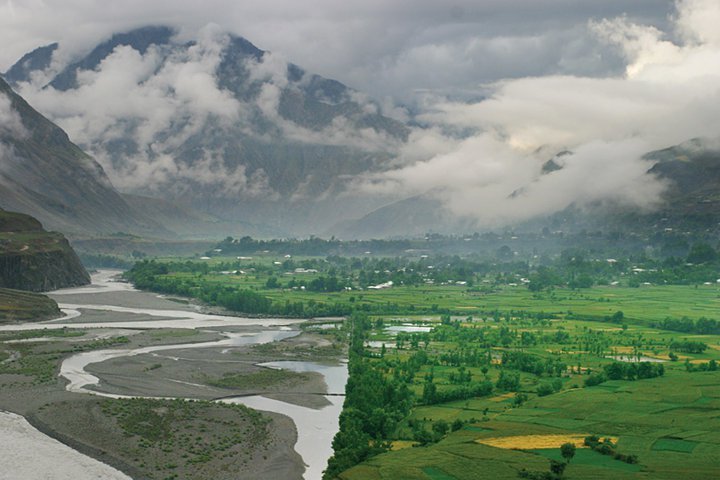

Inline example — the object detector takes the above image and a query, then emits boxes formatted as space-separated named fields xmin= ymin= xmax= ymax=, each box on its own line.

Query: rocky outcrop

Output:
xmin=0 ymin=245 xmax=89 ymax=292
xmin=0 ymin=210 xmax=90 ymax=292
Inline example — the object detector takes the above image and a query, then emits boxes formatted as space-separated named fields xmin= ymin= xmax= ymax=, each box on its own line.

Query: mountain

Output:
xmin=0 ymin=75 xmax=168 ymax=237
xmin=330 ymin=196 xmax=455 ymax=239
xmin=642 ymin=139 xmax=720 ymax=229
xmin=0 ymin=208 xmax=90 ymax=291
xmin=332 ymin=140 xmax=720 ymax=238
xmin=3 ymin=43 xmax=58 ymax=86
xmin=6 ymin=26 xmax=409 ymax=236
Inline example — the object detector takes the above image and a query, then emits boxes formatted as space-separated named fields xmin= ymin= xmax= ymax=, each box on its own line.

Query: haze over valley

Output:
xmin=1 ymin=1 xmax=720 ymax=480
xmin=1 ymin=0 xmax=719 ymax=239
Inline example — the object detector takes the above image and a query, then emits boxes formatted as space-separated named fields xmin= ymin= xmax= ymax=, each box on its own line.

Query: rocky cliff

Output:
xmin=0 ymin=209 xmax=90 ymax=292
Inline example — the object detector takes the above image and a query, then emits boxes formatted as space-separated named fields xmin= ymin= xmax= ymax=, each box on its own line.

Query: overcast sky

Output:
xmin=6 ymin=0 xmax=717 ymax=229
xmin=1 ymin=0 xmax=675 ymax=100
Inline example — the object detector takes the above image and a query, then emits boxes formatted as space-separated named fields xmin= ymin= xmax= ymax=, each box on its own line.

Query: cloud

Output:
xmin=244 ymin=52 xmax=404 ymax=151
xmin=353 ymin=0 xmax=720 ymax=226
xmin=0 ymin=93 xmax=27 ymax=138
xmin=1 ymin=0 xmax=674 ymax=100
xmin=11 ymin=25 xmax=403 ymax=197
xmin=97 ymin=148 xmax=276 ymax=198
xmin=12 ymin=26 xmax=281 ymax=197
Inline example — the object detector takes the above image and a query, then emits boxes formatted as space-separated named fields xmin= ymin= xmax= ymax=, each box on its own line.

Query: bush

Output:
xmin=584 ymin=373 xmax=607 ymax=387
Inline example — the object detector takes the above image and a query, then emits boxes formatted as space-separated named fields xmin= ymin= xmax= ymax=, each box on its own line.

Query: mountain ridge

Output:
xmin=5 ymin=26 xmax=408 ymax=236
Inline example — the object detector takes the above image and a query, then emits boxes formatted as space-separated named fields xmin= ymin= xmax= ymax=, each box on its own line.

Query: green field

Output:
xmin=157 ymin=265 xmax=720 ymax=324
xmin=124 ymin=254 xmax=720 ymax=480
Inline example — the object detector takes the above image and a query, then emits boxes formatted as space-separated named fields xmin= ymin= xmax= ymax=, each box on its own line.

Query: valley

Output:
xmin=118 ymin=246 xmax=720 ymax=479
xmin=2 ymin=2 xmax=720 ymax=479
xmin=0 ymin=271 xmax=347 ymax=480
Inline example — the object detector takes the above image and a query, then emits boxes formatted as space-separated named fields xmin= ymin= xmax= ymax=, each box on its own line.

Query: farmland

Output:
xmin=123 ymin=248 xmax=720 ymax=479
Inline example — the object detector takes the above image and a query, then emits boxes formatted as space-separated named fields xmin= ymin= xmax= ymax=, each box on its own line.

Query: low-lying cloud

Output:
xmin=0 ymin=0 xmax=674 ymax=101
xmin=0 ymin=93 xmax=27 ymax=138
xmin=12 ymin=26 xmax=401 ymax=198
xmin=353 ymin=0 xmax=720 ymax=227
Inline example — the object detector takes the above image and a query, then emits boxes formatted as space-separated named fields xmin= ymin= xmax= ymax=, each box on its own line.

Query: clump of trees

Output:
xmin=536 ymin=378 xmax=563 ymax=397
xmin=518 ymin=442 xmax=576 ymax=479
xmin=502 ymin=351 xmax=566 ymax=377
xmin=669 ymin=340 xmax=708 ymax=353
xmin=421 ymin=374 xmax=493 ymax=405
xmin=652 ymin=317 xmax=720 ymax=335
xmin=585 ymin=361 xmax=664 ymax=386
xmin=604 ymin=361 xmax=665 ymax=381
xmin=583 ymin=435 xmax=638 ymax=464
xmin=685 ymin=359 xmax=718 ymax=372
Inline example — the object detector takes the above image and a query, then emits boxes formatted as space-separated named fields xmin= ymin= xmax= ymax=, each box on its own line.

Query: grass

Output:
xmin=531 ymin=448 xmax=642 ymax=472
xmin=0 ymin=289 xmax=60 ymax=321
xmin=422 ymin=467 xmax=458 ymax=480
xmin=163 ymin=268 xmax=720 ymax=326
xmin=339 ymin=315 xmax=720 ymax=480
xmin=390 ymin=440 xmax=418 ymax=451
xmin=0 ymin=329 xmax=86 ymax=341
xmin=0 ymin=334 xmax=130 ymax=383
xmin=652 ymin=438 xmax=698 ymax=453
xmin=37 ymin=398 xmax=274 ymax=480
xmin=129 ymin=257 xmax=720 ymax=479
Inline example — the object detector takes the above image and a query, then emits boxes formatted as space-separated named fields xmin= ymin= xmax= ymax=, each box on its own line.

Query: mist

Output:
xmin=353 ymin=0 xmax=720 ymax=227
xmin=3 ymin=0 xmax=717 ymax=232
xmin=11 ymin=26 xmax=399 ymax=198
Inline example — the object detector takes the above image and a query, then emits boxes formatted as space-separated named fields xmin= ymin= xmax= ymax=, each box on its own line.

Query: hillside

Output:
xmin=644 ymin=140 xmax=720 ymax=228
xmin=0 ymin=288 xmax=61 ymax=323
xmin=0 ymin=76 xmax=167 ymax=237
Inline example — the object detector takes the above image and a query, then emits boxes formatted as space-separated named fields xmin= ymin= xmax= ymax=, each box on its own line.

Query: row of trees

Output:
xmin=652 ymin=317 xmax=720 ymax=335
xmin=323 ymin=314 xmax=412 ymax=479
xmin=586 ymin=361 xmax=665 ymax=386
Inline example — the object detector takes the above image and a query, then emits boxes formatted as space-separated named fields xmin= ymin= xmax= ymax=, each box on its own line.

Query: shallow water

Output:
xmin=3 ymin=270 xmax=346 ymax=480
xmin=0 ymin=411 xmax=131 ymax=480
xmin=606 ymin=355 xmax=666 ymax=363
xmin=61 ymin=330 xmax=300 ymax=397
xmin=51 ymin=269 xmax=136 ymax=295
xmin=385 ymin=325 xmax=433 ymax=333
xmin=224 ymin=361 xmax=348 ymax=480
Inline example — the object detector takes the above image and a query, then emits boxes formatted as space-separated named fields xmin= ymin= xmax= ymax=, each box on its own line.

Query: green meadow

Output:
xmin=126 ymin=255 xmax=720 ymax=479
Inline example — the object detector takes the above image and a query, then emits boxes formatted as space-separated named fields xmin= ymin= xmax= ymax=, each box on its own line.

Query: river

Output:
xmin=1 ymin=270 xmax=347 ymax=480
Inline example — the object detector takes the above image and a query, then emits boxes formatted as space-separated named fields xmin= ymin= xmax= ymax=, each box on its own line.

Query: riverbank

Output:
xmin=0 ymin=271 xmax=347 ymax=480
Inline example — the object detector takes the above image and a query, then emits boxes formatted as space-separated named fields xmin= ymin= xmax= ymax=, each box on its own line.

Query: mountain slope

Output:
xmin=643 ymin=139 xmax=720 ymax=228
xmin=0 ymin=76 xmax=167 ymax=237
xmin=6 ymin=26 xmax=409 ymax=236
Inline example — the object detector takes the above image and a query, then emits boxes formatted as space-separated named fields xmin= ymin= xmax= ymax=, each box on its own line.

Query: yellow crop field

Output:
xmin=476 ymin=434 xmax=617 ymax=450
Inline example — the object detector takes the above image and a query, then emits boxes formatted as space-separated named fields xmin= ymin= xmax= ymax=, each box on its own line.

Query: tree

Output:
xmin=432 ymin=420 xmax=449 ymax=436
xmin=560 ymin=443 xmax=576 ymax=463
xmin=496 ymin=370 xmax=520 ymax=391
xmin=549 ymin=460 xmax=566 ymax=478
xmin=686 ymin=243 xmax=718 ymax=264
